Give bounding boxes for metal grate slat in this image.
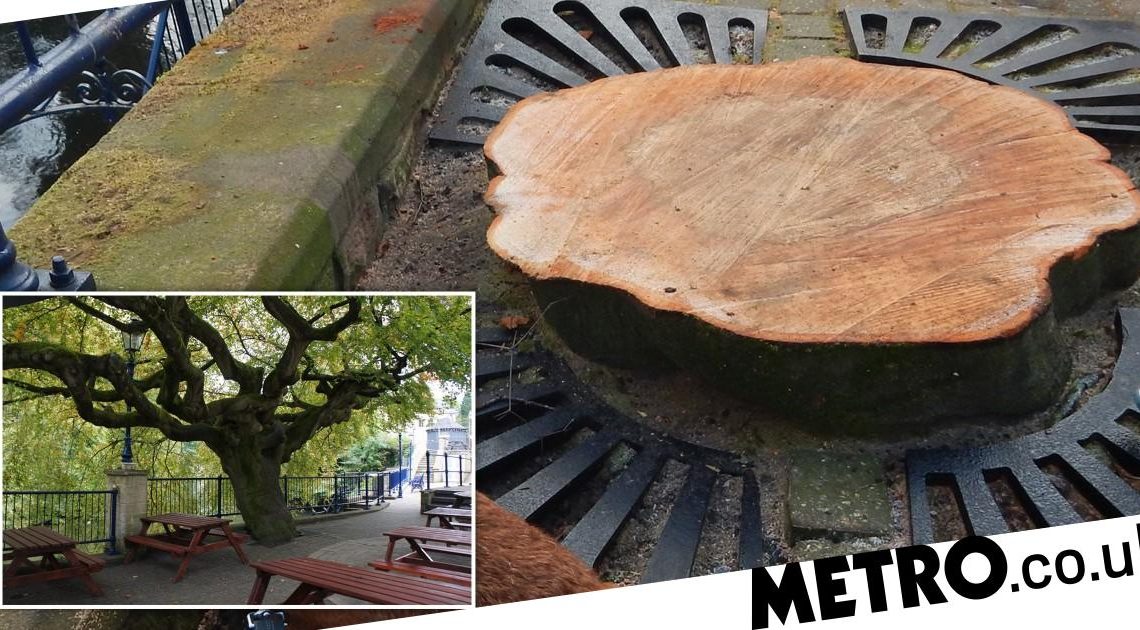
[907,309,1140,543]
[476,318,777,580]
[476,408,585,471]
[476,352,537,385]
[475,382,563,421]
[431,0,769,147]
[1008,462,1084,528]
[561,448,664,567]
[842,8,1140,136]
[738,470,766,570]
[640,463,717,584]
[495,430,622,519]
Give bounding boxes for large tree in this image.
[2,295,470,544]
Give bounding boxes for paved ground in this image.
[2,492,470,606]
[746,0,1140,63]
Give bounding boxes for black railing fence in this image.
[147,475,239,518]
[3,469,413,556]
[151,0,245,74]
[148,471,406,519]
[422,452,472,490]
[1,489,118,553]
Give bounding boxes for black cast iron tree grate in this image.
[430,0,770,147]
[842,8,1140,136]
[475,326,779,583]
[907,309,1140,544]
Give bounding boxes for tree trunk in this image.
[484,57,1140,428]
[216,441,296,545]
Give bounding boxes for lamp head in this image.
[121,319,146,354]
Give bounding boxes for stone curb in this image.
[11,0,484,289]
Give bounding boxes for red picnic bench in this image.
[423,506,472,530]
[3,526,104,596]
[124,513,249,582]
[383,526,471,573]
[247,557,471,605]
[369,558,471,586]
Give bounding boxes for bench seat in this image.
[369,559,471,586]
[419,543,473,557]
[248,557,471,605]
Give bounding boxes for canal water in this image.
[0,2,234,227]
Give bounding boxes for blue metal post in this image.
[397,433,404,498]
[0,223,41,291]
[15,23,39,67]
[145,7,171,83]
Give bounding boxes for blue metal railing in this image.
[1,1,245,131]
[388,466,410,490]
[2,488,118,553]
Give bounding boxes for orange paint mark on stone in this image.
[373,5,424,34]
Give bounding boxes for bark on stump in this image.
[484,57,1140,430]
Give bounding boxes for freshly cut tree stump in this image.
[484,57,1140,429]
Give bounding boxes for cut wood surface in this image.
[485,57,1140,345]
[483,57,1140,424]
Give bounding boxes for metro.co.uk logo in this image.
[752,521,1139,628]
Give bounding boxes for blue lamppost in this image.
[0,223,93,298]
[397,433,404,498]
[119,319,145,467]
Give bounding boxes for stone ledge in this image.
[12,0,483,289]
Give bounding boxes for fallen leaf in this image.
[498,315,531,330]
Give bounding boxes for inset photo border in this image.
[0,293,474,609]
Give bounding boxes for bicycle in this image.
[287,495,313,514]
[309,488,347,514]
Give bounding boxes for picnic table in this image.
[124,513,249,582]
[3,526,104,596]
[247,557,470,605]
[430,486,472,509]
[423,507,472,530]
[384,526,471,573]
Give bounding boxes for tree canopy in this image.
[2,295,470,541]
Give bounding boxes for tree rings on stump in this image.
[484,57,1140,429]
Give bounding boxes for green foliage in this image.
[2,295,471,490]
[336,433,409,472]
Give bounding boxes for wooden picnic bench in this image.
[423,507,472,530]
[247,557,470,605]
[124,513,249,582]
[383,526,471,572]
[3,526,104,596]
[369,558,471,586]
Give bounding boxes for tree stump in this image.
[484,57,1140,429]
